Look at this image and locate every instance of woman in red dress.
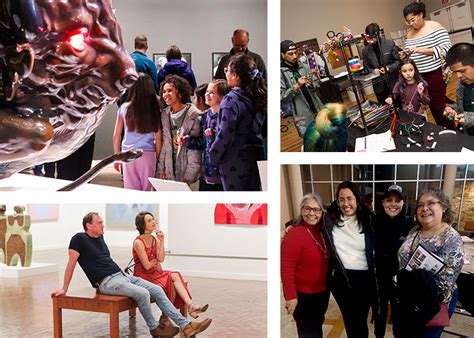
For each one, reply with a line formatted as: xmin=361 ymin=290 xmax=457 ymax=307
xmin=133 ymin=211 xmax=208 ymax=322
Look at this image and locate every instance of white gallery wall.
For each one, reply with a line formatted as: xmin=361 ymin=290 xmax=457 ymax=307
xmin=166 ymin=204 xmax=267 ymax=281
xmin=94 ymin=0 xmax=267 ymax=158
xmin=26 ymin=204 xmax=266 ymax=281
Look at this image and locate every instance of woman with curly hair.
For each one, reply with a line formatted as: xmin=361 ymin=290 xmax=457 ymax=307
xmin=209 ymin=54 xmax=267 ymax=191
xmin=157 ymin=75 xmax=202 ymax=185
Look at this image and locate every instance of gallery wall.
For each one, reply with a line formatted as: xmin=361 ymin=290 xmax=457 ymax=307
xmin=22 ymin=203 xmax=266 ymax=280
xmin=166 ymin=204 xmax=267 ymax=280
xmin=94 ymin=0 xmax=267 ymax=158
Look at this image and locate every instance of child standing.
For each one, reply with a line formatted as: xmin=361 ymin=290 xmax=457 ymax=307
xmin=199 ymin=80 xmax=231 ymax=191
xmin=113 ymin=73 xmax=162 ymax=191
xmin=386 ymin=59 xmax=430 ymax=117
xmin=209 ymin=54 xmax=267 ymax=191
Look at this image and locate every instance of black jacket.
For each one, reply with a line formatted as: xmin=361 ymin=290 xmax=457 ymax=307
xmin=322 ymin=201 xmax=376 ymax=286
xmin=373 ymin=206 xmax=415 ymax=280
xmin=361 ymin=38 xmax=400 ymax=93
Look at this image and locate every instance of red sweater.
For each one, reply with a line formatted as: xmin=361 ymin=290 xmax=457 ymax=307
xmin=281 ymin=222 xmax=329 ymax=300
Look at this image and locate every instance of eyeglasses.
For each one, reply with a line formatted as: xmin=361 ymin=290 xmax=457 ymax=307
xmin=416 ymin=200 xmax=440 ymax=209
xmin=302 ymin=206 xmax=322 ymax=215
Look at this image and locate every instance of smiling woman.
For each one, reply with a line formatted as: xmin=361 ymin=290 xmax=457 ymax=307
xmin=281 ymin=193 xmax=330 ymax=338
xmin=397 ymin=187 xmax=464 ymax=337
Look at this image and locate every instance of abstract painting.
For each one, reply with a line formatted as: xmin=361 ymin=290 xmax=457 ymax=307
xmin=214 ymin=204 xmax=267 ymax=225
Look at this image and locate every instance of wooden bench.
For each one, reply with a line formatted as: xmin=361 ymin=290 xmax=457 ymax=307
xmin=52 ymin=288 xmax=187 ymax=338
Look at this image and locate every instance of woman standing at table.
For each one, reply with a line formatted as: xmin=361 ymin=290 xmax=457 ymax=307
xmin=323 ymin=181 xmax=377 ymax=338
xmin=281 ymin=193 xmax=330 ymax=338
xmin=398 ymin=187 xmax=464 ymax=337
xmin=401 ymin=2 xmax=452 ymax=128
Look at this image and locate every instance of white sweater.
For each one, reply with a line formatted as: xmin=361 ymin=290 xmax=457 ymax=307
xmin=332 ymin=215 xmax=368 ymax=270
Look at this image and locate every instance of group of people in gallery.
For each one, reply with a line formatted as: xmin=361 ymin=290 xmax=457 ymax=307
xmin=280 ymin=1 xmax=474 ymax=152
xmin=281 ymin=182 xmax=464 ymax=338
xmin=40 ymin=29 xmax=267 ymax=191
xmin=52 ymin=211 xmax=212 ymax=337
xmin=113 ymin=29 xmax=267 ymax=192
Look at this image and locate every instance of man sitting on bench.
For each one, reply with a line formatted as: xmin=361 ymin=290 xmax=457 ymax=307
xmin=51 ymin=212 xmax=212 ymax=337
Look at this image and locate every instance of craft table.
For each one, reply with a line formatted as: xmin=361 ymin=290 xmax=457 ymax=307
xmin=348 ymin=110 xmax=474 ymax=152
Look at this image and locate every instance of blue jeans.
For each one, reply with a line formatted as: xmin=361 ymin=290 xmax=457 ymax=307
xmin=420 ymin=288 xmax=459 ymax=338
xmin=98 ymin=271 xmax=190 ymax=330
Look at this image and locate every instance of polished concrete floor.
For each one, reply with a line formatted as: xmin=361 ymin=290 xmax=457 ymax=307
xmin=0 ymin=247 xmax=267 ymax=337
xmin=280 ymin=291 xmax=474 ymax=337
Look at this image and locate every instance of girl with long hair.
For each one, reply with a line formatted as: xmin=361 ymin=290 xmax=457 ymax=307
xmin=386 ymin=58 xmax=430 ymax=117
xmin=113 ymin=73 xmax=162 ymax=191
xmin=208 ymin=54 xmax=267 ymax=191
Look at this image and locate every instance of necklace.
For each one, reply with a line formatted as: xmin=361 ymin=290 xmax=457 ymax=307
xmin=305 ymin=227 xmax=328 ymax=259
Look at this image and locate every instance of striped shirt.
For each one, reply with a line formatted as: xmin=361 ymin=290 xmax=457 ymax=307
xmin=405 ymin=27 xmax=452 ymax=73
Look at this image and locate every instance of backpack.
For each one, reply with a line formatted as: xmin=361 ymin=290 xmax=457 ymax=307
xmin=395 ymin=268 xmax=441 ymax=335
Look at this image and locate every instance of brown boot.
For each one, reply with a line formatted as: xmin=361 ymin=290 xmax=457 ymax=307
xmin=182 ymin=318 xmax=212 ymax=337
xmin=150 ymin=323 xmax=179 ymax=337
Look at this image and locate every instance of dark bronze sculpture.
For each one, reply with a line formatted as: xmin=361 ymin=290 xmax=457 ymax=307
xmin=0 ymin=0 xmax=138 ymax=178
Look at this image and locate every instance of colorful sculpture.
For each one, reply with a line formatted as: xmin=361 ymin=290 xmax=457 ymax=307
xmin=0 ymin=0 xmax=138 ymax=178
xmin=0 ymin=205 xmax=32 ymax=266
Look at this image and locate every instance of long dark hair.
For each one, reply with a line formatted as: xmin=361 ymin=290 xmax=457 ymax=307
xmin=126 ymin=73 xmax=162 ymax=133
xmin=327 ymin=181 xmax=371 ymax=233
xmin=398 ymin=58 xmax=427 ymax=98
xmin=227 ymin=54 xmax=267 ymax=114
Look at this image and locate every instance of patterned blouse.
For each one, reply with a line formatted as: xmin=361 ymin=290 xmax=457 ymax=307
xmin=404 ymin=27 xmax=452 ymax=73
xmin=398 ymin=225 xmax=464 ymax=304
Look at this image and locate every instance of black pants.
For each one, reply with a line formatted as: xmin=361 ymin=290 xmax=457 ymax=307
xmin=44 ymin=134 xmax=95 ymax=180
xmin=293 ymin=290 xmax=330 ymax=338
xmin=374 ymin=272 xmax=402 ymax=338
xmin=331 ymin=269 xmax=375 ymax=338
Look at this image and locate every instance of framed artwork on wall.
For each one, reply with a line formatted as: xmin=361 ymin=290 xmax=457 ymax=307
xmin=214 ymin=204 xmax=267 ymax=225
xmin=153 ymin=53 xmax=192 ymax=71
xmin=295 ymin=38 xmax=319 ymax=59
xmin=106 ymin=204 xmax=159 ymax=230
xmin=212 ymin=52 xmax=228 ymax=77
xmin=27 ymin=204 xmax=59 ymax=222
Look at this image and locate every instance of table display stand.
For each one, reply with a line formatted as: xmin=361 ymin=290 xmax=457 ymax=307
xmin=338 ymin=34 xmax=398 ymax=136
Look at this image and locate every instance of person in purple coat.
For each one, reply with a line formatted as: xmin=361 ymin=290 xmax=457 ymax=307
xmin=208 ymin=54 xmax=267 ymax=191
xmin=157 ymin=45 xmax=197 ymax=91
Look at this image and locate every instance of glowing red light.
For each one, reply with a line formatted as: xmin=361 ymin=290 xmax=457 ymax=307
xmin=67 ymin=28 xmax=89 ymax=51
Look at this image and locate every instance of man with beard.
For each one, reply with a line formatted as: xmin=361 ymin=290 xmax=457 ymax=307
xmin=280 ymin=40 xmax=323 ymax=137
xmin=443 ymin=43 xmax=474 ymax=135
xmin=214 ymin=29 xmax=266 ymax=80
xmin=361 ymin=23 xmax=400 ymax=104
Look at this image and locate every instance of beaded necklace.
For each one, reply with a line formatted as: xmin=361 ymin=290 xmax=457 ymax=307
xmin=305 ymin=226 xmax=328 ymax=259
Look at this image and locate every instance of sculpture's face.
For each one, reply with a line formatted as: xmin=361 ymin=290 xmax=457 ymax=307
xmin=0 ymin=0 xmax=137 ymax=178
